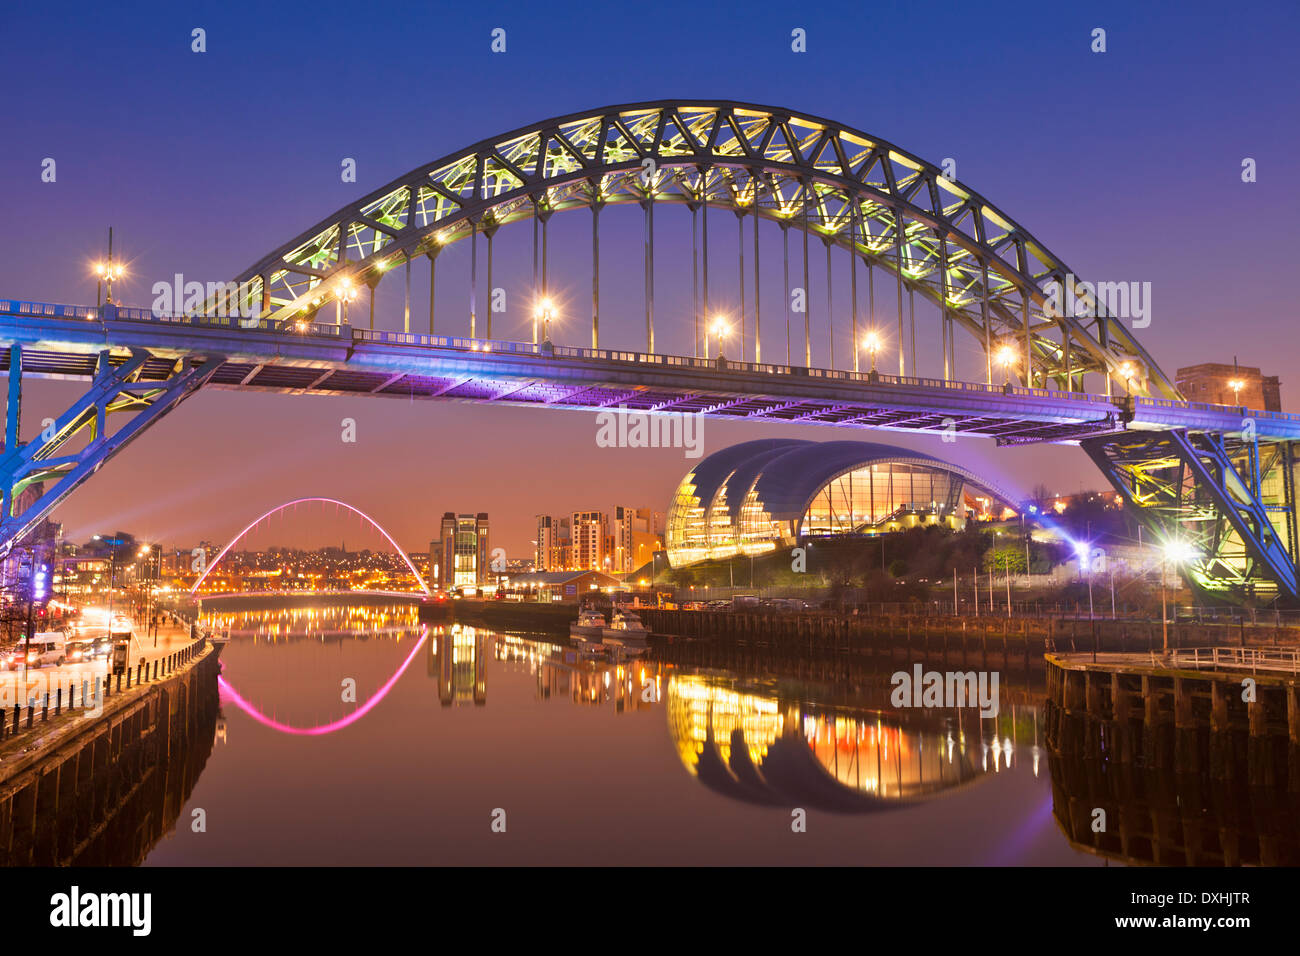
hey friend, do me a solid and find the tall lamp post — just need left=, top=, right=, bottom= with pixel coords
left=1228, top=377, right=1245, bottom=406
left=861, top=329, right=882, bottom=375
left=93, top=228, right=124, bottom=307
left=1161, top=538, right=1195, bottom=654
left=339, top=278, right=358, bottom=325
left=996, top=344, right=1017, bottom=386
left=535, top=298, right=556, bottom=346
left=93, top=260, right=124, bottom=307
left=1075, top=541, right=1094, bottom=618
left=708, top=315, right=729, bottom=360
left=1118, top=360, right=1138, bottom=396
left=138, top=544, right=157, bottom=646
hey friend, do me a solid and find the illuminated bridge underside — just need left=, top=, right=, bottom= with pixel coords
left=10, top=307, right=1298, bottom=445
left=2, top=311, right=1133, bottom=438
left=1083, top=430, right=1300, bottom=603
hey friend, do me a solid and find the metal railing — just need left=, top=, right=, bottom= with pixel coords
left=1165, top=645, right=1300, bottom=674
left=7, top=296, right=1300, bottom=425
left=0, top=635, right=208, bottom=743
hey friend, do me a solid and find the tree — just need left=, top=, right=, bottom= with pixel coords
left=984, top=546, right=1027, bottom=574
left=1030, top=483, right=1053, bottom=509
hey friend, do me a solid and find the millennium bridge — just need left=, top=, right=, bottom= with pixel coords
left=1, top=100, right=1295, bottom=603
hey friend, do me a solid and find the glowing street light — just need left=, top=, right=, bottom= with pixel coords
left=1160, top=537, right=1197, bottom=654
left=1228, top=378, right=1245, bottom=405
left=338, top=278, right=359, bottom=324
left=861, top=329, right=882, bottom=373
left=708, top=315, right=730, bottom=360
left=1118, top=360, right=1138, bottom=395
left=535, top=298, right=556, bottom=345
left=995, top=344, right=1017, bottom=384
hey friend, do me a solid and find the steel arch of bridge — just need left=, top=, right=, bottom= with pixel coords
left=229, top=100, right=1176, bottom=399
left=189, top=497, right=431, bottom=596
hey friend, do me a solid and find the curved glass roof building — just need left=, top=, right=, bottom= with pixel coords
left=666, top=439, right=1020, bottom=567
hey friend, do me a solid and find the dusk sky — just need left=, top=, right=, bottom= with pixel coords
left=2, top=0, right=1296, bottom=559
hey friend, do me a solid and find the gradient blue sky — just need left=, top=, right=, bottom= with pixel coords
left=2, top=0, right=1296, bottom=557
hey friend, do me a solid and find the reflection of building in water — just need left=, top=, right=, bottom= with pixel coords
left=668, top=674, right=1035, bottom=810
left=427, top=626, right=487, bottom=706
left=494, top=634, right=664, bottom=712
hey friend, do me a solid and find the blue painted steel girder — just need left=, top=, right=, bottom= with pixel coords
left=1082, top=429, right=1299, bottom=603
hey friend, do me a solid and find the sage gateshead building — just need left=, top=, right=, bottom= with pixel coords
left=666, top=439, right=1020, bottom=567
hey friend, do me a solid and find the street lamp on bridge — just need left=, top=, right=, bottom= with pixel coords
left=1118, top=360, right=1138, bottom=395
left=995, top=344, right=1017, bottom=385
left=708, top=315, right=730, bottom=360
left=93, top=261, right=124, bottom=307
left=92, top=226, right=124, bottom=307
left=860, top=329, right=883, bottom=375
left=535, top=298, right=556, bottom=346
left=338, top=278, right=359, bottom=325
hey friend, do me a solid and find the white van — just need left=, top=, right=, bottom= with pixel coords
left=25, top=632, right=66, bottom=667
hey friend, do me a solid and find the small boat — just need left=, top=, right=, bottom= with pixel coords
left=569, top=607, right=606, bottom=641
left=601, top=610, right=650, bottom=652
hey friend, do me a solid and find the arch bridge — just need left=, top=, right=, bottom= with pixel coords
left=0, top=100, right=1295, bottom=604
left=188, top=497, right=431, bottom=597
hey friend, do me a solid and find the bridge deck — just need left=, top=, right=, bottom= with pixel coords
left=4, top=299, right=1297, bottom=443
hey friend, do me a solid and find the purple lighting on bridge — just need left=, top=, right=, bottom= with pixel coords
left=217, top=628, right=429, bottom=736
left=190, top=496, right=432, bottom=596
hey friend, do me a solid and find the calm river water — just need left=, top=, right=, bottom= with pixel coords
left=135, top=601, right=1108, bottom=866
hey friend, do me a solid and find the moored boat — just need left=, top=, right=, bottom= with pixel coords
left=569, top=607, right=606, bottom=641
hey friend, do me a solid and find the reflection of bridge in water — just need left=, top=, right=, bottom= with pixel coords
left=213, top=617, right=1046, bottom=810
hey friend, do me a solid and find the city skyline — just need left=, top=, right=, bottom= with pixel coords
left=2, top=1, right=1296, bottom=560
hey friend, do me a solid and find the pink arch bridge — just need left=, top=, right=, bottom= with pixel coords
left=189, top=496, right=431, bottom=597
